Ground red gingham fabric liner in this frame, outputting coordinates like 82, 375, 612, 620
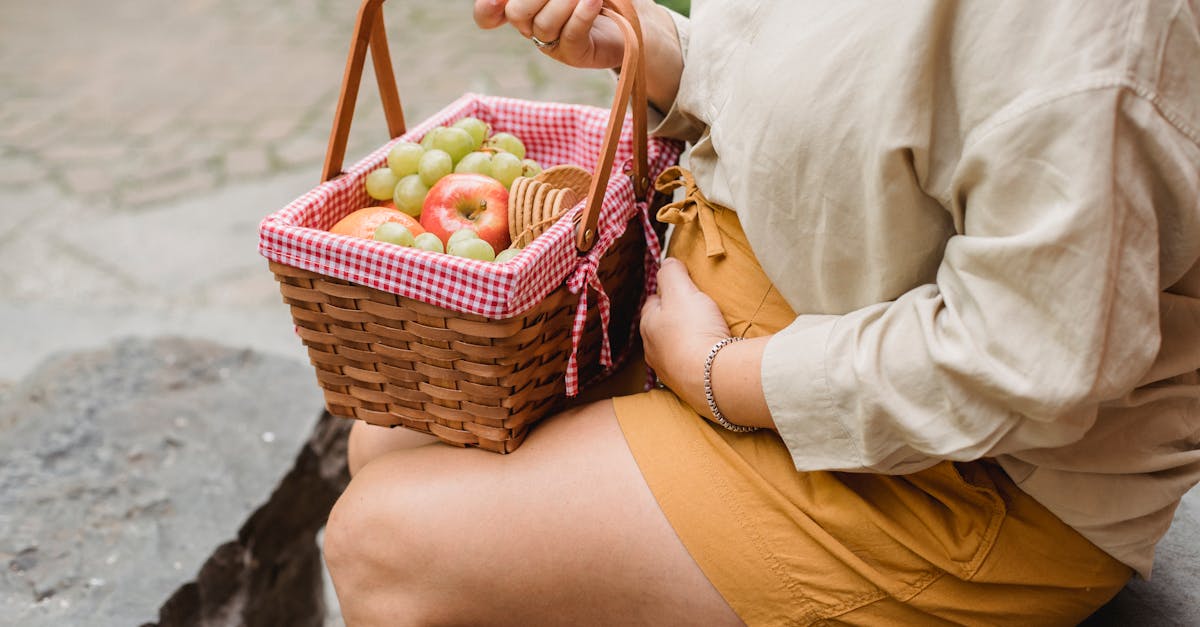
259, 94, 682, 394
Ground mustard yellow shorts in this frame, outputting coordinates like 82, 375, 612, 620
614, 390, 1129, 625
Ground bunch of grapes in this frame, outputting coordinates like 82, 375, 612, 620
373, 223, 519, 262
362, 117, 543, 217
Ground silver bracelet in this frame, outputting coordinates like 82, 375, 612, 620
703, 337, 759, 433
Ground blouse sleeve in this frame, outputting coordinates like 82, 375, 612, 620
761, 86, 1200, 474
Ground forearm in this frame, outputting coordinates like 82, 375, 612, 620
631, 0, 683, 115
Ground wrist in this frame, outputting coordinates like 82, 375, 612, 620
704, 338, 759, 432
708, 335, 776, 431
650, 333, 715, 418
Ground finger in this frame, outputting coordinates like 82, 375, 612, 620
558, 0, 603, 57
655, 257, 696, 300
530, 0, 576, 46
473, 0, 509, 29
639, 298, 661, 366
502, 0, 543, 37
640, 294, 662, 338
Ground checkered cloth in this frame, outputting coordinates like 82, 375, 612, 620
259, 93, 682, 395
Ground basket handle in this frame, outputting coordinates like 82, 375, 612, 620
575, 0, 649, 253
319, 0, 650, 254
321, 0, 405, 184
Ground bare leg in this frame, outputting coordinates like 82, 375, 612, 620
324, 400, 743, 626
346, 421, 439, 476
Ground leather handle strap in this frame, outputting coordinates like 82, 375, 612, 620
321, 0, 405, 183
619, 0, 650, 197
320, 0, 649, 254
575, 2, 647, 252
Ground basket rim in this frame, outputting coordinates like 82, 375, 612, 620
258, 93, 681, 319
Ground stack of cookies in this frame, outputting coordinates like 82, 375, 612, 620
508, 165, 593, 248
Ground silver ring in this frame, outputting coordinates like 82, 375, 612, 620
531, 34, 559, 50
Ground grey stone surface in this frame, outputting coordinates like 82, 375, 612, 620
0, 337, 325, 626
153, 409, 351, 627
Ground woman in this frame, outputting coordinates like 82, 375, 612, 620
324, 1, 1200, 624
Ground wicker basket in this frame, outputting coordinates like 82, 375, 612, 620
260, 0, 678, 453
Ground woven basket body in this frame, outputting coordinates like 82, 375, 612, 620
259, 2, 677, 453
267, 217, 645, 453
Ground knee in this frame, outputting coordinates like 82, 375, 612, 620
323, 465, 435, 622
326, 462, 426, 574
324, 475, 384, 593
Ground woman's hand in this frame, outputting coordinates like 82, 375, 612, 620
473, 0, 684, 114
640, 258, 731, 415
473, 0, 626, 70
642, 258, 778, 431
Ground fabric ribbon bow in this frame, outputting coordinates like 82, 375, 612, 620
653, 165, 727, 258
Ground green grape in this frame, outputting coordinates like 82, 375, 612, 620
452, 117, 490, 149
374, 222, 415, 247
486, 132, 526, 160
431, 126, 475, 164
364, 167, 400, 201
521, 159, 543, 177
420, 127, 443, 150
413, 232, 445, 253
392, 174, 428, 217
454, 151, 493, 177
494, 248, 521, 263
418, 149, 453, 187
447, 228, 480, 247
386, 142, 424, 177
448, 237, 496, 262
490, 152, 523, 189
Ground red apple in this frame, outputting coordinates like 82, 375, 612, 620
420, 173, 511, 253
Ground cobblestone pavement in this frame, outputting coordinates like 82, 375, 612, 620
0, 0, 615, 384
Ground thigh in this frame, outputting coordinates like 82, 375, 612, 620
326, 399, 742, 627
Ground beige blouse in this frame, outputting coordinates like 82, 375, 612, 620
652, 1, 1200, 578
